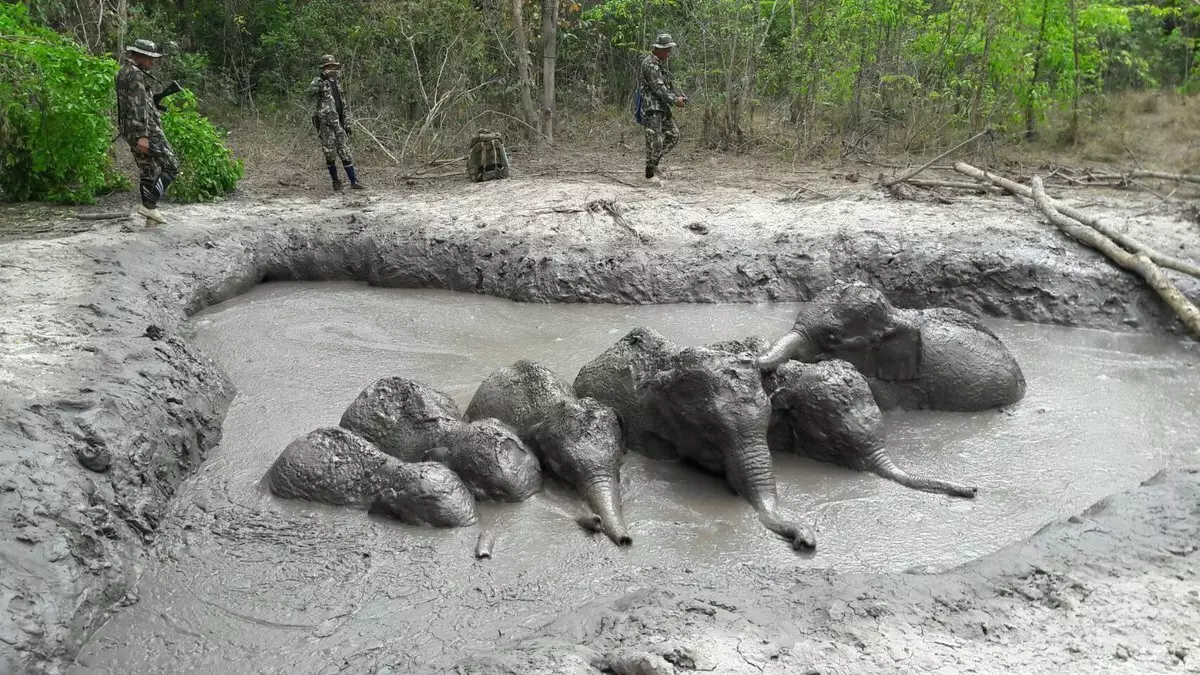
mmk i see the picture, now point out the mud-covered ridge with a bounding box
[1,180,1197,673]
[456,467,1200,674]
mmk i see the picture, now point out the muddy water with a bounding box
[72,282,1200,674]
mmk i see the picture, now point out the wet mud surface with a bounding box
[72,284,1200,673]
[1,175,1198,673]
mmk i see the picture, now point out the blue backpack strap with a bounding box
[634,90,643,125]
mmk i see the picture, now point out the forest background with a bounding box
[8,0,1200,200]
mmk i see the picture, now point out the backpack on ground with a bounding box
[467,129,510,182]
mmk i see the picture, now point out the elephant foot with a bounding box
[758,511,816,551]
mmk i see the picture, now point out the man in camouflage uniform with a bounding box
[639,33,687,184]
[116,39,180,224]
[310,55,364,191]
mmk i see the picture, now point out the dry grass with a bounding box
[178,91,1200,201]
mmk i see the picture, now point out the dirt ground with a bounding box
[1,148,1198,674]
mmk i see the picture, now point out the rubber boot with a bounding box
[328,164,343,192]
[344,161,365,190]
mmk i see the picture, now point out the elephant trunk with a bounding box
[581,475,632,546]
[727,443,816,550]
[475,527,495,559]
[862,448,977,498]
[754,330,817,371]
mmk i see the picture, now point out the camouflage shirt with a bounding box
[309,73,346,126]
[116,60,160,144]
[640,54,680,116]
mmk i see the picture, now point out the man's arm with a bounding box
[643,59,676,108]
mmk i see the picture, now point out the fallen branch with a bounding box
[1030,176,1200,339]
[399,170,463,181]
[1088,169,1200,185]
[74,211,127,221]
[907,179,1002,192]
[955,162,1200,278]
[882,128,992,188]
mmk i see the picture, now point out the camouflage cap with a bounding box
[318,54,341,69]
[125,39,163,58]
[651,33,676,49]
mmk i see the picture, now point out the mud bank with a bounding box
[457,466,1200,674]
[1,176,1198,673]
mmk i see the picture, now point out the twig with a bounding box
[881,128,992,187]
[1030,176,1200,339]
[587,198,647,243]
[779,185,831,202]
[353,121,399,164]
[954,162,1200,279]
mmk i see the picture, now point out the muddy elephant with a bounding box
[575,328,815,551]
[766,360,977,497]
[714,336,975,497]
[466,360,632,546]
[755,281,1026,411]
[340,376,542,502]
[265,427,478,527]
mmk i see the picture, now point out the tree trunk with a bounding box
[510,0,538,134]
[1068,0,1081,144]
[540,0,559,143]
[1025,0,1050,139]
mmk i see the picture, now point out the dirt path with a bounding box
[0,172,1197,673]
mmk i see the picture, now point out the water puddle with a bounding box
[71,282,1200,673]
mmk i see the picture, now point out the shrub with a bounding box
[0,4,125,203]
[160,90,244,202]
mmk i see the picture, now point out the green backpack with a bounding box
[467,129,510,182]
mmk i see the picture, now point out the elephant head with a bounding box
[639,346,815,550]
[755,281,900,371]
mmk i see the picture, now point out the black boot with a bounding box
[645,165,655,179]
[344,161,365,189]
[328,164,343,192]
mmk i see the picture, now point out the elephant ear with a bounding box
[872,323,922,381]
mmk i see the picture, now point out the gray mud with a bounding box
[69,283,1200,673]
[1,177,1198,673]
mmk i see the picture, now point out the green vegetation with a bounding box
[161,91,245,202]
[0,3,123,202]
[11,0,1200,186]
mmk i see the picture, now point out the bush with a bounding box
[160,90,244,201]
[0,4,125,203]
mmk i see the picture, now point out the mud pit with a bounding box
[68,283,1200,673]
[2,176,1199,674]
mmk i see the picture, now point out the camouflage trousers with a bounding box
[318,120,354,165]
[131,128,180,208]
[642,112,679,169]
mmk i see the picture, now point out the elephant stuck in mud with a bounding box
[755,281,1026,411]
[466,359,633,547]
[714,336,977,498]
[575,328,816,551]
[340,376,543,502]
[265,427,479,527]
[766,360,977,497]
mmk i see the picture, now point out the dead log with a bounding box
[954,162,1200,278]
[1029,176,1200,339]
